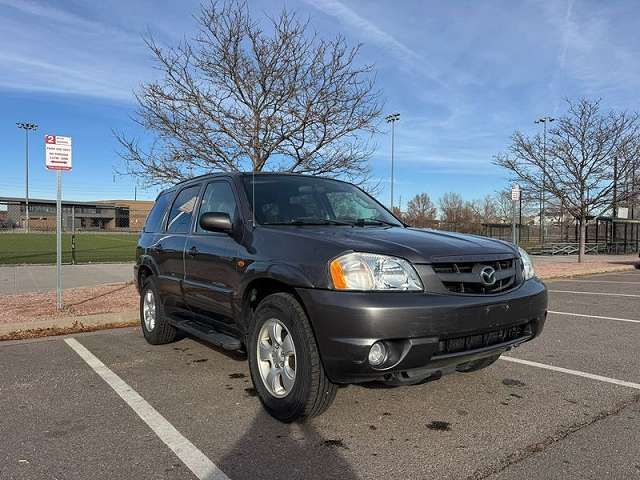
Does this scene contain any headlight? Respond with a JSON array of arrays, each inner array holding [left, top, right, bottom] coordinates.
[[329, 252, 423, 291], [518, 247, 535, 280]]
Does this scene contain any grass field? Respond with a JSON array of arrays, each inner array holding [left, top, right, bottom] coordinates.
[[0, 233, 138, 264]]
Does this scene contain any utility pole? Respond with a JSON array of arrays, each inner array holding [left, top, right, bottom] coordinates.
[[534, 116, 554, 246], [385, 113, 400, 210], [16, 122, 38, 232], [613, 155, 618, 246]]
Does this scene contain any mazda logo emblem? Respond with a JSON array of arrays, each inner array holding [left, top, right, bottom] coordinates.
[[479, 266, 497, 286]]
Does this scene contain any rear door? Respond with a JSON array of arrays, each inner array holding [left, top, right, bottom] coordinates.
[[155, 183, 202, 317], [183, 179, 241, 325]]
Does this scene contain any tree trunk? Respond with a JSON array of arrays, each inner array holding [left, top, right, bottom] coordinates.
[[578, 216, 586, 263]]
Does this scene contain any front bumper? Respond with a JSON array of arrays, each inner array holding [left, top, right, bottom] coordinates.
[[296, 278, 547, 383]]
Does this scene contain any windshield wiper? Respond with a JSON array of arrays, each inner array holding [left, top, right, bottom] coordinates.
[[263, 218, 352, 226], [354, 218, 397, 226]]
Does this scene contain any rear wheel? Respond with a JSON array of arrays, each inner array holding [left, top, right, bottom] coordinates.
[[140, 277, 176, 345], [248, 293, 337, 422], [456, 353, 501, 373]]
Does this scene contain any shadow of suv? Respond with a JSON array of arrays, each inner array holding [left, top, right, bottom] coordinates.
[[135, 173, 547, 422]]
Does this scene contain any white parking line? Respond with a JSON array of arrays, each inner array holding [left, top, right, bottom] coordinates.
[[549, 290, 640, 298], [65, 338, 230, 480], [549, 310, 640, 324], [501, 356, 640, 390]]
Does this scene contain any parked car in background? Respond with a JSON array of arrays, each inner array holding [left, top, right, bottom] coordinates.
[[135, 173, 548, 422]]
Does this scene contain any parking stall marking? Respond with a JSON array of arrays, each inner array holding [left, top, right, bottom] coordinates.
[[501, 356, 640, 390], [64, 338, 230, 480], [549, 290, 640, 298], [548, 310, 640, 324]]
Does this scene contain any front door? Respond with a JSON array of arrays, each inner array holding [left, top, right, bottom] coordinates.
[[156, 184, 201, 317], [184, 180, 241, 326]]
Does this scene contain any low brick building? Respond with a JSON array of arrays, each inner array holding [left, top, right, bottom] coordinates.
[[0, 197, 153, 232]]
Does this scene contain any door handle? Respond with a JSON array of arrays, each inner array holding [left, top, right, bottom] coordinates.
[[188, 246, 199, 257]]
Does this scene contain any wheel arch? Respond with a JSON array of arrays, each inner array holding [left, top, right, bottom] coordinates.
[[238, 277, 310, 338], [136, 259, 157, 290]]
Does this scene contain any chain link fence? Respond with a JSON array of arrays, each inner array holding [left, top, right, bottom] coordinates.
[[0, 199, 152, 233]]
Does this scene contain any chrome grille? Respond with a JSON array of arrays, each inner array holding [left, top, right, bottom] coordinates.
[[432, 258, 519, 294]]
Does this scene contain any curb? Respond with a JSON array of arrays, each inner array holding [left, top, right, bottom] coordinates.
[[0, 310, 139, 340]]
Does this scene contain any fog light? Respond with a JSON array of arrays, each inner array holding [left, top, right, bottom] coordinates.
[[368, 342, 387, 367]]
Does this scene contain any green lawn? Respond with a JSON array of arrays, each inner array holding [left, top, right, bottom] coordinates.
[[0, 233, 139, 264]]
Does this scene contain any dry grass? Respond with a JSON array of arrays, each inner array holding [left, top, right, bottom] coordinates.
[[0, 282, 139, 325]]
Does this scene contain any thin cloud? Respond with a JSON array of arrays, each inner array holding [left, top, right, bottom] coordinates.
[[302, 0, 445, 86], [304, 0, 420, 62], [0, 0, 147, 101]]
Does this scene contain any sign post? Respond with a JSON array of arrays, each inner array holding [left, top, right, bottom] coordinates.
[[45, 135, 72, 310], [511, 184, 520, 245]]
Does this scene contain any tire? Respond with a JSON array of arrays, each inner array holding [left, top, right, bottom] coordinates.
[[140, 277, 176, 345], [456, 353, 501, 373], [247, 293, 337, 422]]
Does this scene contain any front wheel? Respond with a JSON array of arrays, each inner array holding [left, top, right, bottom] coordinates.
[[248, 293, 337, 422]]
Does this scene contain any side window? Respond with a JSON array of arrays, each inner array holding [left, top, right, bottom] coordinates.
[[166, 185, 200, 234], [144, 192, 172, 233], [196, 182, 238, 233]]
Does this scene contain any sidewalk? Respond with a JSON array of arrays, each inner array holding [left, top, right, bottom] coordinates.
[[0, 262, 133, 294], [533, 254, 639, 279]]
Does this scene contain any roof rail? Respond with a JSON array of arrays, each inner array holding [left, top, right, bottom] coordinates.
[[173, 172, 224, 186]]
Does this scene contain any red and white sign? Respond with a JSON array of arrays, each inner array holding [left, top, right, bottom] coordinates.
[[511, 184, 520, 201], [45, 135, 72, 171]]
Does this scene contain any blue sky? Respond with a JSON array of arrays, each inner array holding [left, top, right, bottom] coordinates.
[[2, 0, 639, 206]]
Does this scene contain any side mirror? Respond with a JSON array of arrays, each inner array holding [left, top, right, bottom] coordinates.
[[199, 212, 233, 233]]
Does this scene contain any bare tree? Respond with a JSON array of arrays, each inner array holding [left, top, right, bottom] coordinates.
[[404, 193, 437, 227], [391, 206, 404, 221], [495, 98, 640, 261], [115, 1, 382, 186], [493, 189, 515, 223], [438, 192, 479, 232], [470, 194, 498, 224]]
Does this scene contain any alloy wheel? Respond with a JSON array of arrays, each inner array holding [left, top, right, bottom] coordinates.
[[257, 318, 297, 398], [143, 289, 156, 331]]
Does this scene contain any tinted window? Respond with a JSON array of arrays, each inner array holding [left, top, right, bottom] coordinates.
[[243, 175, 401, 226], [167, 185, 200, 234], [326, 191, 379, 220], [196, 182, 238, 233], [144, 192, 172, 233]]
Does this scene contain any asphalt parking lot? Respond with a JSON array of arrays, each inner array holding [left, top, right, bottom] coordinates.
[[2, 271, 640, 480]]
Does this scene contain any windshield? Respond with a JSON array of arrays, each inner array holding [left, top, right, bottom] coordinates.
[[242, 175, 403, 227]]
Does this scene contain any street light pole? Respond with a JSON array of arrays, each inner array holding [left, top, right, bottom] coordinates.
[[534, 116, 554, 245], [385, 113, 400, 210], [16, 122, 38, 233]]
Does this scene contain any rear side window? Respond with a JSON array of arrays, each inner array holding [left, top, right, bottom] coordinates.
[[144, 192, 172, 233], [167, 185, 200, 234]]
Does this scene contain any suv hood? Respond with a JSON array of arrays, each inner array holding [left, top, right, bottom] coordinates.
[[264, 226, 518, 264]]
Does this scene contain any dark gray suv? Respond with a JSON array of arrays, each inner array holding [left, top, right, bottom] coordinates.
[[135, 173, 547, 422]]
